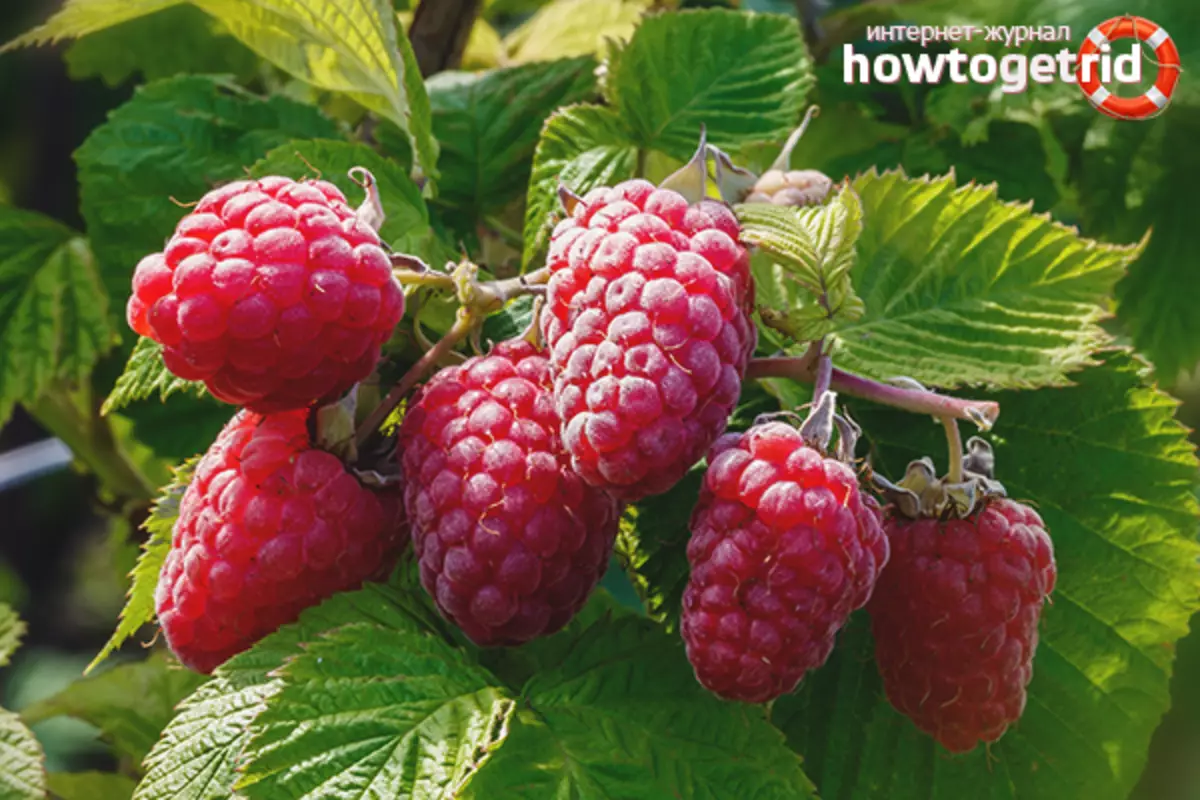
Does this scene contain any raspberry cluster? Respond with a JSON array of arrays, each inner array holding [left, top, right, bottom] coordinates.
[[128, 176, 404, 412], [157, 410, 405, 673], [868, 499, 1056, 752], [398, 341, 620, 645], [541, 178, 756, 502], [681, 422, 888, 702]]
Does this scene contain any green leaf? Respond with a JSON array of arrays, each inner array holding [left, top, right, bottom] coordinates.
[[737, 185, 866, 342], [47, 771, 138, 800], [480, 295, 535, 345], [1, 0, 183, 50], [606, 9, 813, 161], [135, 583, 441, 800], [23, 653, 206, 763], [0, 710, 45, 800], [190, 0, 438, 178], [504, 0, 647, 64], [90, 459, 197, 673], [0, 208, 118, 426], [63, 4, 259, 87], [522, 104, 638, 267], [429, 57, 598, 217], [830, 169, 1142, 390], [236, 623, 514, 798], [463, 616, 816, 799], [75, 74, 339, 309], [248, 138, 437, 262], [102, 338, 205, 416], [0, 603, 24, 667], [1114, 108, 1200, 381], [777, 352, 1200, 799]]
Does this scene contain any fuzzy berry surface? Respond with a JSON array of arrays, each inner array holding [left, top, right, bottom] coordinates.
[[157, 409, 405, 673], [681, 422, 888, 703], [868, 499, 1056, 753], [127, 176, 405, 412], [398, 340, 621, 646], [540, 179, 756, 502]]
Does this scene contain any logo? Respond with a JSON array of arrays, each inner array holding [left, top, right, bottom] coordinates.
[[1077, 16, 1180, 119]]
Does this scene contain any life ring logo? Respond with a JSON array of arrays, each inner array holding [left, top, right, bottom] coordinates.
[[1077, 15, 1181, 120]]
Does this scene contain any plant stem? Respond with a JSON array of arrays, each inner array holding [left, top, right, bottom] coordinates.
[[354, 311, 475, 448], [748, 356, 1000, 429], [811, 345, 832, 403], [941, 415, 965, 483]]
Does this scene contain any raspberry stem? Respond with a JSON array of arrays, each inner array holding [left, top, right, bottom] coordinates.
[[941, 415, 965, 483], [354, 310, 476, 447], [748, 355, 999, 429]]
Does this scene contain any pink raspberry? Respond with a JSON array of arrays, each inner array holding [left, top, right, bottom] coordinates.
[[398, 340, 620, 646], [127, 176, 405, 412], [156, 409, 406, 673], [681, 422, 887, 703], [868, 499, 1056, 753], [540, 179, 756, 502]]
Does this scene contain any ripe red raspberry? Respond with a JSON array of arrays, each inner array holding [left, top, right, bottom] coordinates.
[[156, 409, 405, 673], [540, 179, 756, 502], [868, 499, 1056, 753], [681, 422, 887, 703], [127, 176, 405, 412], [398, 340, 620, 646]]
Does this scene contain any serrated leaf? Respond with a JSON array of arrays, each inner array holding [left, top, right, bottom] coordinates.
[[829, 169, 1142, 390], [47, 771, 138, 800], [248, 138, 438, 261], [480, 295, 535, 346], [504, 0, 647, 64], [0, 0, 183, 50], [103, 337, 205, 416], [23, 652, 206, 763], [429, 57, 598, 218], [605, 9, 813, 161], [135, 583, 442, 800], [737, 185, 866, 342], [0, 208, 118, 427], [0, 603, 24, 667], [90, 459, 197, 673], [522, 104, 638, 267], [75, 74, 338, 309], [63, 4, 259, 87], [191, 0, 437, 178], [463, 616, 816, 799], [777, 352, 1200, 799], [0, 710, 45, 800], [236, 623, 514, 798]]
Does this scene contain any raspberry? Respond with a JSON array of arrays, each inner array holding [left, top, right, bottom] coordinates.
[[156, 409, 405, 673], [868, 499, 1056, 753], [540, 178, 756, 502], [127, 176, 405, 412], [681, 422, 887, 703], [398, 340, 620, 646]]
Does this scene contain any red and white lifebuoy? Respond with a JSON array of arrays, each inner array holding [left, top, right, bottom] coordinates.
[[1077, 16, 1180, 120]]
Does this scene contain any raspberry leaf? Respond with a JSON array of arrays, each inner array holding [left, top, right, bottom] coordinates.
[[235, 623, 514, 798], [0, 0, 182, 51], [462, 616, 816, 798], [46, 771, 138, 800], [522, 104, 639, 267], [0, 604, 24, 668], [737, 185, 867, 342], [777, 353, 1200, 799], [503, 0, 646, 64], [427, 57, 598, 218], [0, 709, 46, 800], [102, 338, 205, 416], [605, 9, 814, 162], [826, 169, 1143, 390], [89, 458, 196, 673], [76, 75, 339, 309], [21, 652, 206, 763], [0, 208, 118, 427]]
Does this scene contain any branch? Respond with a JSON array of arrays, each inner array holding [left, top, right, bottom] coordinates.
[[748, 356, 1000, 429], [408, 0, 483, 77]]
